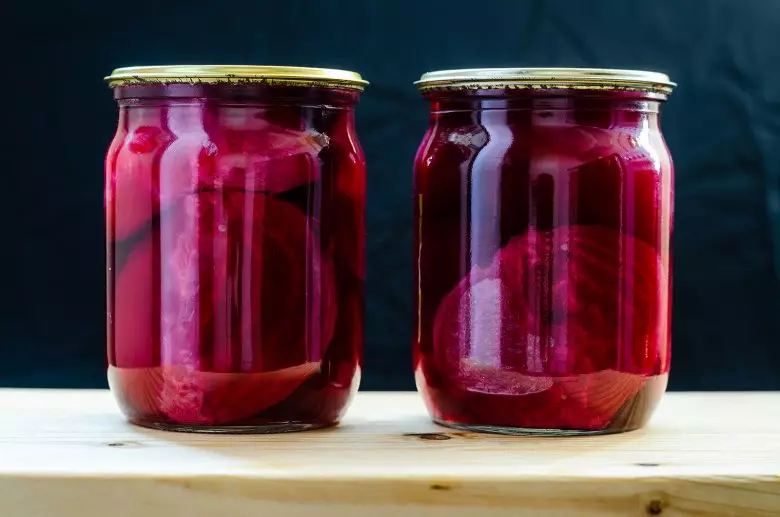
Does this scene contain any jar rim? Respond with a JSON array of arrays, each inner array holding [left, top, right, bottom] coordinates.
[[415, 67, 675, 96], [105, 65, 368, 91]]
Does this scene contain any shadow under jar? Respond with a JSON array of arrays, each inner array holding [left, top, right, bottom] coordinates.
[[413, 68, 675, 436], [105, 65, 366, 433]]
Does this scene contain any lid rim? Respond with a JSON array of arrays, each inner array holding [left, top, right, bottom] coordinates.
[[105, 65, 368, 90], [415, 67, 675, 94]]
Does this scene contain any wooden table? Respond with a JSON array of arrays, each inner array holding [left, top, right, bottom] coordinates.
[[0, 390, 778, 516]]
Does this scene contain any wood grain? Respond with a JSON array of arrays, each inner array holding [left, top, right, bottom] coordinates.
[[0, 390, 778, 516]]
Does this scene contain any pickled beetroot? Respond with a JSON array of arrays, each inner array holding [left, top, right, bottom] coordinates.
[[106, 108, 330, 242], [492, 226, 663, 375], [109, 190, 339, 425], [414, 86, 673, 434], [107, 80, 365, 431], [213, 118, 330, 194], [429, 226, 663, 430], [109, 363, 319, 425]]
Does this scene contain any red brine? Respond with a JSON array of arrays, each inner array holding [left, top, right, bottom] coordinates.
[[105, 66, 366, 432], [413, 68, 675, 435]]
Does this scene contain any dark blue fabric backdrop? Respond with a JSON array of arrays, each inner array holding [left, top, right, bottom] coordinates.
[[3, 0, 779, 390]]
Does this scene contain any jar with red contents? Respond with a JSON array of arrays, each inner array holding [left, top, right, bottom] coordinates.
[[413, 68, 675, 435], [105, 65, 366, 432]]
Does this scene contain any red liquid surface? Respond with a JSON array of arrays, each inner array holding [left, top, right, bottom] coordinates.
[[413, 91, 673, 433], [106, 85, 364, 430]]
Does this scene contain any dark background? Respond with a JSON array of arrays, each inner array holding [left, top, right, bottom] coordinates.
[[4, 0, 779, 390]]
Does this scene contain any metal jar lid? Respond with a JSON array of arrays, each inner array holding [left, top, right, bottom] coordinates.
[[415, 67, 675, 96], [106, 65, 368, 91]]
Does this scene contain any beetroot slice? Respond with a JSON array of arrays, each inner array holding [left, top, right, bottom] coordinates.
[[159, 362, 320, 424], [214, 126, 328, 193], [114, 190, 338, 371], [111, 191, 337, 424], [155, 191, 337, 373], [556, 370, 646, 429], [432, 272, 555, 396], [213, 191, 338, 372], [109, 363, 319, 425], [496, 226, 664, 375], [108, 365, 162, 419], [107, 116, 327, 242], [453, 360, 554, 397], [530, 125, 612, 168], [569, 152, 662, 247], [433, 225, 664, 393]]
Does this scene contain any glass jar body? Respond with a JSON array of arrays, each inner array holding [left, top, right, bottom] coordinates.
[[106, 84, 365, 432], [413, 89, 673, 435]]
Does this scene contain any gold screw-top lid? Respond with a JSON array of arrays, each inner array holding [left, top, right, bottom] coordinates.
[[105, 65, 368, 91], [415, 67, 675, 96]]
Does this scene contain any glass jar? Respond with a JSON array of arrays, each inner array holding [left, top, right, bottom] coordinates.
[[413, 68, 675, 435], [105, 65, 366, 433]]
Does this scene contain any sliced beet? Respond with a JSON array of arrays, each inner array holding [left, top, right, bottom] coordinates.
[[432, 273, 552, 395], [108, 363, 319, 426], [497, 226, 664, 375], [128, 125, 165, 154], [433, 225, 664, 392], [110, 179, 338, 425], [157, 134, 218, 203], [156, 191, 337, 373], [556, 370, 647, 429], [108, 365, 162, 419], [158, 363, 320, 425], [213, 125, 328, 193], [107, 114, 327, 242], [515, 125, 663, 248], [215, 191, 338, 372], [451, 360, 554, 397], [568, 149, 663, 248], [530, 124, 612, 165], [261, 365, 358, 425]]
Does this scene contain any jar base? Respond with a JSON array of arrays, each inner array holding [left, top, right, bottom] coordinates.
[[129, 419, 335, 434], [433, 419, 638, 437]]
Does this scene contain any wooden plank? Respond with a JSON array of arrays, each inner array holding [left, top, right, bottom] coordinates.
[[0, 390, 778, 516]]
